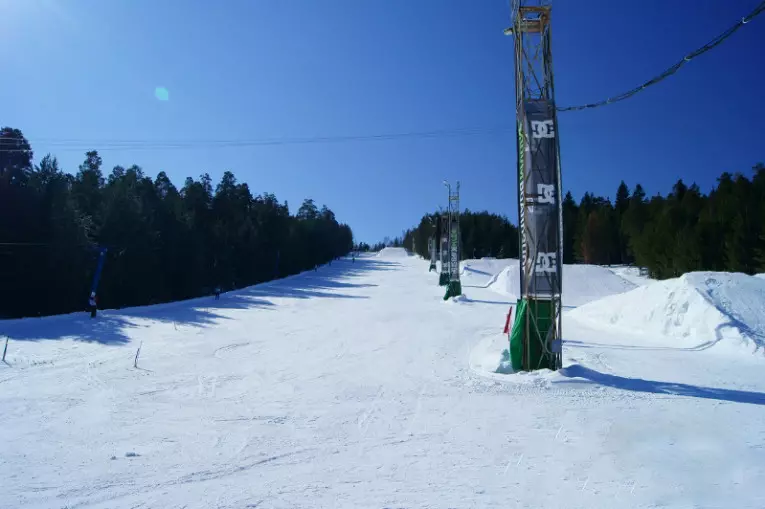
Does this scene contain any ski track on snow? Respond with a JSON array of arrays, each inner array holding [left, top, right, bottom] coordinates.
[[1, 254, 764, 508]]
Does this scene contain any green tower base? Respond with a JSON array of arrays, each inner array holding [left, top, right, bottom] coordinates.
[[438, 272, 449, 286], [508, 297, 558, 371], [429, 262, 437, 272], [443, 280, 462, 300]]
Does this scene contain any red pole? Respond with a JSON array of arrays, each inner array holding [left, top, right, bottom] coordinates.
[[503, 306, 514, 334]]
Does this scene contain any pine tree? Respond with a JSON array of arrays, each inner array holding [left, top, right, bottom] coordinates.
[[725, 213, 750, 273], [621, 184, 647, 264], [580, 211, 603, 264], [72, 151, 105, 232], [614, 181, 630, 264], [562, 191, 578, 263]]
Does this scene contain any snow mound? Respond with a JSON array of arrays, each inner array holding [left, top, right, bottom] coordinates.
[[460, 258, 514, 276], [375, 247, 410, 258], [569, 272, 765, 350], [459, 258, 515, 287], [489, 263, 636, 307], [607, 266, 652, 286]]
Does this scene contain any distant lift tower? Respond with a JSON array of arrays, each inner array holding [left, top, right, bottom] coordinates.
[[506, 1, 563, 371], [438, 212, 450, 286], [443, 181, 462, 300], [429, 236, 437, 272]]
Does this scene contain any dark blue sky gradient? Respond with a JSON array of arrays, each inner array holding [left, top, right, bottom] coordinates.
[[2, 0, 763, 242]]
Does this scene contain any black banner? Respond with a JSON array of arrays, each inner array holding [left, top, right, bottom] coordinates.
[[519, 100, 562, 298], [440, 235, 449, 273], [449, 216, 460, 280]]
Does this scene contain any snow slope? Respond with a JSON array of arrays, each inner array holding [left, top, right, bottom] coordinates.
[[607, 265, 652, 287], [376, 247, 409, 258], [569, 271, 765, 353], [1, 256, 764, 508], [459, 258, 514, 288], [489, 262, 637, 307]]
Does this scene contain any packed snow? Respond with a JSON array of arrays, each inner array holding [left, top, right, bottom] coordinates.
[[606, 265, 652, 287], [375, 247, 410, 258], [1, 256, 764, 508], [569, 271, 765, 354], [460, 258, 513, 288], [488, 261, 637, 307]]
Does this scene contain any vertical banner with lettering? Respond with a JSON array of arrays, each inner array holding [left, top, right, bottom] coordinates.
[[440, 215, 449, 275], [449, 213, 460, 281], [520, 100, 561, 298]]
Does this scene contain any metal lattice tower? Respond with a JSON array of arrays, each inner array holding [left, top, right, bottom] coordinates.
[[426, 216, 438, 272], [443, 181, 462, 300], [438, 212, 450, 286], [506, 0, 563, 371]]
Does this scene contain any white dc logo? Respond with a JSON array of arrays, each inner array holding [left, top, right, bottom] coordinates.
[[531, 120, 555, 139], [534, 252, 557, 273], [537, 184, 556, 204]]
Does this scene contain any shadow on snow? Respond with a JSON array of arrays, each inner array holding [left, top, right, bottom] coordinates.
[[461, 296, 513, 306], [1, 257, 395, 345], [558, 364, 765, 406]]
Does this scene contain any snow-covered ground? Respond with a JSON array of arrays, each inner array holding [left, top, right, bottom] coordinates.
[[460, 258, 513, 288], [376, 247, 410, 258], [486, 260, 638, 307], [1, 254, 764, 508], [606, 265, 652, 287], [570, 271, 765, 354]]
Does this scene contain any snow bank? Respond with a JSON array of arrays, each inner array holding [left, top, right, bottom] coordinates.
[[460, 258, 514, 276], [459, 258, 515, 287], [375, 247, 410, 258], [489, 263, 636, 307], [569, 272, 765, 350], [607, 266, 652, 286]]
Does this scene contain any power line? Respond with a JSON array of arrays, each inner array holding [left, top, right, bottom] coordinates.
[[557, 0, 765, 112], [0, 126, 514, 152], [0, 0, 761, 156], [0, 243, 49, 247]]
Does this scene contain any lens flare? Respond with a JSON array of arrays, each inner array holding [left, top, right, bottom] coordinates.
[[154, 87, 169, 101]]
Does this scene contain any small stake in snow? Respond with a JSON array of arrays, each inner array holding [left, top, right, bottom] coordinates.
[[134, 341, 143, 368], [2, 336, 8, 363]]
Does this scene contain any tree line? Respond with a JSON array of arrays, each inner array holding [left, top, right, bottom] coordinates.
[[401, 163, 765, 280], [563, 164, 765, 278], [403, 210, 519, 260], [0, 127, 353, 319]]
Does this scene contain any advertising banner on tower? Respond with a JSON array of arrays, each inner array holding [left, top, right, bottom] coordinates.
[[449, 214, 460, 281], [519, 100, 562, 298], [440, 235, 448, 271], [440, 215, 449, 274]]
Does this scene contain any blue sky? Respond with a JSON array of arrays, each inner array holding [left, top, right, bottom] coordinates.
[[2, 0, 764, 243]]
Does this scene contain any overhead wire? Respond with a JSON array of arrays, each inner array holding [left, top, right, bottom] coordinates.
[[0, 0, 761, 154], [0, 126, 514, 152], [557, 0, 765, 112]]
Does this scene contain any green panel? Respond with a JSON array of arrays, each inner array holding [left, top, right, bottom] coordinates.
[[509, 297, 557, 371], [443, 281, 462, 300], [525, 298, 555, 371], [438, 272, 449, 286]]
